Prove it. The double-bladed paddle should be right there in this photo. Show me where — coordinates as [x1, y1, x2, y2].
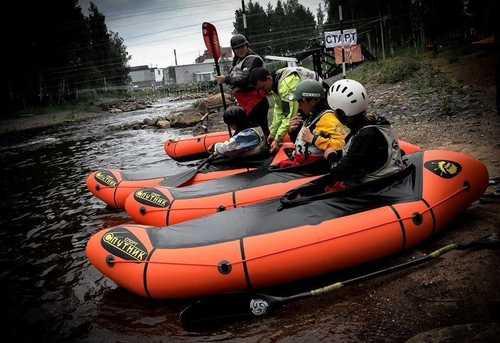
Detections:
[162, 154, 216, 188]
[180, 233, 500, 328]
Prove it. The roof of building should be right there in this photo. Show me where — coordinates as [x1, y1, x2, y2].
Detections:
[128, 65, 150, 72]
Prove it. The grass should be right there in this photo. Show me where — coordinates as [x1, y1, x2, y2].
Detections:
[347, 55, 423, 84]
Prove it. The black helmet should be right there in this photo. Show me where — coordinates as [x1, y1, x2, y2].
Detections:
[223, 106, 248, 131]
[230, 34, 248, 49]
[292, 79, 325, 102]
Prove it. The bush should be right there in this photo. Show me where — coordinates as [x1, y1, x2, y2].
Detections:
[377, 56, 422, 83]
[347, 56, 422, 84]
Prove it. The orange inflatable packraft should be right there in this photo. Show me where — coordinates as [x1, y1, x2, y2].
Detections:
[86, 150, 487, 299]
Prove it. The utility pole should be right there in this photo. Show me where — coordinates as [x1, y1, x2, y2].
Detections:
[241, 0, 248, 37]
[174, 49, 178, 66]
[378, 2, 386, 60]
[339, 1, 346, 77]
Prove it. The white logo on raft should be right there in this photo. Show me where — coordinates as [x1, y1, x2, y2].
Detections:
[250, 299, 269, 316]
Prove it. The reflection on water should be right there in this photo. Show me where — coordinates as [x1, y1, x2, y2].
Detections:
[2, 99, 378, 342]
[1, 99, 254, 342]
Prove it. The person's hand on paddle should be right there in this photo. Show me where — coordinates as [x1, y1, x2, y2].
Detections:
[289, 115, 303, 133]
[215, 75, 225, 85]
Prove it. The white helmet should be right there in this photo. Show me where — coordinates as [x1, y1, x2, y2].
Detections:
[327, 79, 368, 117]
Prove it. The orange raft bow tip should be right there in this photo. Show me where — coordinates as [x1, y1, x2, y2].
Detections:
[86, 149, 488, 299]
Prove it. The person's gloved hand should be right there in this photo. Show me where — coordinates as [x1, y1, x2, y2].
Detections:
[324, 147, 337, 160]
[215, 75, 225, 85]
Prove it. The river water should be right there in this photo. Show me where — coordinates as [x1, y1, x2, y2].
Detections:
[1, 99, 288, 342]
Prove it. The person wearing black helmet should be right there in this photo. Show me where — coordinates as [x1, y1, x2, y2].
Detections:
[215, 34, 270, 138]
[212, 106, 267, 158]
[275, 79, 347, 169]
[249, 66, 321, 153]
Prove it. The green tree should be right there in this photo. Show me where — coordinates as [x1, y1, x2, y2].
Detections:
[6, 0, 130, 113]
[233, 0, 317, 57]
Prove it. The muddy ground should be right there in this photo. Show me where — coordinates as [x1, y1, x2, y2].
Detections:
[287, 51, 500, 342]
[197, 51, 500, 342]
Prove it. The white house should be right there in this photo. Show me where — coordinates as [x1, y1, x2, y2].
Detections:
[129, 65, 164, 89]
[163, 58, 233, 86]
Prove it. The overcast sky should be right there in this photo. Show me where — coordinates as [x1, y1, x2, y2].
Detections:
[79, 0, 323, 68]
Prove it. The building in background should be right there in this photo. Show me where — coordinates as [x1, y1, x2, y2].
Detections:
[128, 65, 164, 89]
[163, 57, 232, 86]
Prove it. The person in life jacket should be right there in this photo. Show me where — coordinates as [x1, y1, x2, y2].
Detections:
[323, 79, 406, 189]
[275, 79, 347, 169]
[212, 106, 267, 158]
[249, 66, 321, 153]
[215, 34, 270, 138]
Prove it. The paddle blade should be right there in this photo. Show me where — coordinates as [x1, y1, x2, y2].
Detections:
[179, 294, 278, 329]
[162, 168, 198, 188]
[202, 22, 221, 62]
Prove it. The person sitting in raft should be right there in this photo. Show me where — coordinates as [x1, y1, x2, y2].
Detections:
[249, 66, 321, 154]
[215, 34, 270, 138]
[274, 79, 347, 169]
[323, 79, 406, 190]
[212, 106, 267, 158]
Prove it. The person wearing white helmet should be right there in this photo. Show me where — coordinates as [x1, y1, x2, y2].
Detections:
[323, 79, 406, 188]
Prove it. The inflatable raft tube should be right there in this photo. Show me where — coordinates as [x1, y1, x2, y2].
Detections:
[125, 140, 422, 226]
[86, 143, 297, 209]
[164, 131, 230, 162]
[86, 150, 488, 299]
[86, 159, 264, 209]
[125, 168, 323, 226]
[165, 131, 293, 162]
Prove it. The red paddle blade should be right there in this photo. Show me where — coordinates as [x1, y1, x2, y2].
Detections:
[202, 22, 221, 62]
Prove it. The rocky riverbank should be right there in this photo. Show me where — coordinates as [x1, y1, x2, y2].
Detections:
[103, 92, 234, 132]
[98, 98, 152, 113]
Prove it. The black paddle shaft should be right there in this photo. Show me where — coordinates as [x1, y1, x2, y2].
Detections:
[214, 61, 227, 110]
[163, 154, 215, 188]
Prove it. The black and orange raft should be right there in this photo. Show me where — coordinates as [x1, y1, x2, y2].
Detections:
[86, 150, 488, 299]
[164, 131, 230, 162]
[125, 168, 323, 226]
[125, 140, 422, 226]
[86, 157, 273, 209]
[164, 131, 294, 162]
